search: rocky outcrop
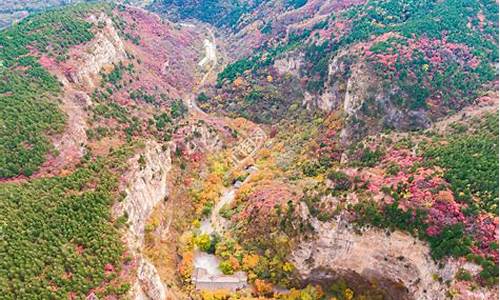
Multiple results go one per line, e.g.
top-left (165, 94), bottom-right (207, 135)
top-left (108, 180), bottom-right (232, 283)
top-left (119, 141), bottom-right (171, 249)
top-left (291, 210), bottom-right (447, 300)
top-left (300, 51), bottom-right (431, 142)
top-left (66, 13), bottom-right (126, 88)
top-left (23, 14), bottom-right (124, 179)
top-left (291, 207), bottom-right (497, 299)
top-left (274, 52), bottom-right (303, 77)
top-left (134, 259), bottom-right (168, 300)
top-left (173, 120), bottom-right (223, 156)
top-left (115, 141), bottom-right (172, 300)
top-left (50, 90), bottom-right (91, 169)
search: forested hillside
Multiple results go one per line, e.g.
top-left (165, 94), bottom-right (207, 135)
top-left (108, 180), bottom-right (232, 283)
top-left (0, 4), bottom-right (104, 177)
top-left (0, 0), bottom-right (498, 299)
top-left (207, 0), bottom-right (498, 131)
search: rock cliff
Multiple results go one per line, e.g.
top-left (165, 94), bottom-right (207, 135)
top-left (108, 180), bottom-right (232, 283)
top-left (300, 51), bottom-right (432, 142)
top-left (134, 258), bottom-right (169, 300)
top-left (115, 141), bottom-right (172, 300)
top-left (291, 205), bottom-right (496, 300)
top-left (66, 13), bottom-right (126, 88)
top-left (291, 212), bottom-right (447, 299)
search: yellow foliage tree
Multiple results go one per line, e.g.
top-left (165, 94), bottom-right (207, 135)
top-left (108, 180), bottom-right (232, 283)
top-left (179, 231), bottom-right (194, 252)
top-left (178, 250), bottom-right (194, 280)
top-left (282, 262), bottom-right (294, 273)
top-left (201, 289), bottom-right (232, 300)
top-left (242, 254), bottom-right (260, 270)
top-left (195, 234), bottom-right (212, 252)
top-left (344, 288), bottom-right (354, 300)
top-left (254, 279), bottom-right (273, 297)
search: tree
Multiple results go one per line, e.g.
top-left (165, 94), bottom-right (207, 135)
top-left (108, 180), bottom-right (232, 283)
top-left (195, 234), bottom-right (212, 252)
top-left (219, 260), bottom-right (234, 275)
top-left (254, 279), bottom-right (273, 296)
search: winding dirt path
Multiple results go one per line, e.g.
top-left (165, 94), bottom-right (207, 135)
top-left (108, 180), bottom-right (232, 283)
top-left (186, 24), bottom-right (218, 118)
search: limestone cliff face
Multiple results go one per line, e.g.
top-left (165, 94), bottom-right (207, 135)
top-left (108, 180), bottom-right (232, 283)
top-left (274, 52), bottom-right (303, 78)
top-left (134, 259), bottom-right (168, 300)
top-left (66, 13), bottom-right (126, 88)
top-left (115, 141), bottom-right (172, 300)
top-left (291, 211), bottom-right (447, 300)
top-left (119, 141), bottom-right (171, 250)
top-left (36, 13), bottom-right (125, 176)
top-left (290, 207), bottom-right (497, 300)
top-left (300, 51), bottom-right (431, 142)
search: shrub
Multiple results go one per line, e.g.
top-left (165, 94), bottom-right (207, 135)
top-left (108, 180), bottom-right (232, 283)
top-left (455, 268), bottom-right (473, 281)
top-left (302, 161), bottom-right (321, 177)
top-left (195, 234), bottom-right (212, 252)
top-left (219, 260), bottom-right (234, 275)
top-left (327, 170), bottom-right (352, 191)
top-left (359, 147), bottom-right (384, 167)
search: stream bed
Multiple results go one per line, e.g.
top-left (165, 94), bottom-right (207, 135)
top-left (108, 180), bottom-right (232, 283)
top-left (193, 188), bottom-right (238, 275)
top-left (192, 167), bottom-right (256, 284)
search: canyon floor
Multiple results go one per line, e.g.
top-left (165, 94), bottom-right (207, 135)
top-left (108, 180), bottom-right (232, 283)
top-left (0, 1), bottom-right (498, 300)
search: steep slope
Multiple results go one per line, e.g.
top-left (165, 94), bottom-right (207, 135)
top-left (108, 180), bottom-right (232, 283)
top-left (0, 0), bottom-right (155, 28)
top-left (197, 0), bottom-right (498, 141)
top-left (0, 0), bottom-right (92, 28)
top-left (0, 3), bottom-right (216, 299)
top-left (149, 0), bottom-right (499, 299)
top-left (0, 1), bottom-right (498, 300)
top-left (0, 3), bottom-right (208, 180)
top-left (149, 0), bottom-right (267, 29)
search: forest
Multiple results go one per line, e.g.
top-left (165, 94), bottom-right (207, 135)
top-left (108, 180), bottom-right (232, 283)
top-left (216, 0), bottom-right (498, 115)
top-left (0, 3), bottom-right (110, 178)
top-left (0, 145), bottom-right (137, 299)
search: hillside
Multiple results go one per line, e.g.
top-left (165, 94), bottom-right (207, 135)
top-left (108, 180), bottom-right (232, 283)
top-left (0, 1), bottom-right (498, 300)
top-left (0, 0), bottom-right (154, 28)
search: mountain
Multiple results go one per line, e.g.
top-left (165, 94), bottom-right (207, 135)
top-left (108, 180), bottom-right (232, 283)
top-left (0, 0), bottom-right (86, 28)
top-left (0, 1), bottom-right (498, 299)
top-left (0, 0), bottom-right (153, 28)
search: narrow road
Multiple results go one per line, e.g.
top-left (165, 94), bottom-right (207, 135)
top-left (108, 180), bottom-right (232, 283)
top-left (186, 24), bottom-right (218, 118)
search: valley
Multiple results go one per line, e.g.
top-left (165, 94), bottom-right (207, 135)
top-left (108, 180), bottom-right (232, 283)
top-left (0, 1), bottom-right (498, 300)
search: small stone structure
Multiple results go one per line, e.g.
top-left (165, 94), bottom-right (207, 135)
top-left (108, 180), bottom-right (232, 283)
top-left (193, 268), bottom-right (248, 291)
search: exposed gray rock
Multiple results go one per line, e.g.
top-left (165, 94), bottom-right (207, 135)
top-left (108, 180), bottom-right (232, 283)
top-left (136, 259), bottom-right (168, 300)
top-left (291, 210), bottom-right (447, 300)
top-left (274, 52), bottom-right (304, 77)
top-left (67, 14), bottom-right (126, 88)
top-left (115, 141), bottom-right (172, 300)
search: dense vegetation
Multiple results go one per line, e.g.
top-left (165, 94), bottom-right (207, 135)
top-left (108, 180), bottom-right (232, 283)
top-left (0, 0), bottom-right (497, 299)
top-left (0, 145), bottom-right (135, 299)
top-left (0, 0), bottom-right (88, 28)
top-left (0, 3), bottom-right (110, 178)
top-left (350, 114), bottom-right (499, 286)
top-left (216, 30), bottom-right (308, 85)
top-left (327, 0), bottom-right (497, 109)
top-left (352, 198), bottom-right (498, 286)
top-left (215, 0), bottom-right (498, 125)
top-left (424, 113), bottom-right (499, 215)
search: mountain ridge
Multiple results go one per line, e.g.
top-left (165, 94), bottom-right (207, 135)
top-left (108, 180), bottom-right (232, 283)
top-left (0, 1), bottom-right (498, 299)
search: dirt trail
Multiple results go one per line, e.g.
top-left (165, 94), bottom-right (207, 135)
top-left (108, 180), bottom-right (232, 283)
top-left (186, 24), bottom-right (218, 118)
